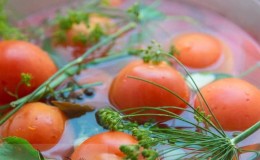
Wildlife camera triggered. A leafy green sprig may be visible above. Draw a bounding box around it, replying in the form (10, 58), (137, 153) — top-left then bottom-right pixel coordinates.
(0, 22), (136, 124)
(95, 43), (260, 160)
(96, 106), (259, 159)
(4, 73), (33, 100)
(53, 10), (107, 45)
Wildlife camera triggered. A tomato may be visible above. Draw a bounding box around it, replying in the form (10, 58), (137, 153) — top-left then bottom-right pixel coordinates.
(106, 0), (123, 6)
(54, 14), (115, 60)
(194, 78), (260, 131)
(172, 32), (222, 68)
(71, 131), (142, 160)
(0, 102), (67, 151)
(62, 14), (114, 47)
(66, 14), (112, 45)
(0, 40), (57, 105)
(109, 60), (190, 123)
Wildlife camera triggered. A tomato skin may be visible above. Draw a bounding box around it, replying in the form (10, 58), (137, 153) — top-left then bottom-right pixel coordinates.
(194, 78), (260, 131)
(54, 14), (115, 60)
(63, 15), (113, 47)
(0, 102), (67, 151)
(173, 32), (222, 68)
(107, 0), (122, 6)
(0, 40), (57, 105)
(109, 60), (190, 122)
(71, 131), (142, 160)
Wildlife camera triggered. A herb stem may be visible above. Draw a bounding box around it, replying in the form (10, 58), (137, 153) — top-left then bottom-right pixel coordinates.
(237, 61), (260, 78)
(231, 121), (260, 145)
(0, 22), (136, 125)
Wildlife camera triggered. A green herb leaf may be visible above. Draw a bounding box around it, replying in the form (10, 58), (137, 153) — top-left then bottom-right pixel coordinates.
(127, 2), (165, 24)
(0, 136), (42, 160)
(21, 73), (33, 87)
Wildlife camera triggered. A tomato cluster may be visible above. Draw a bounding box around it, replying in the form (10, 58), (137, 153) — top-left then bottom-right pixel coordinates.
(0, 0), (260, 159)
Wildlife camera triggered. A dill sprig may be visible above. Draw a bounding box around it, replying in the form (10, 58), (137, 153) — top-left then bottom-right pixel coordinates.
(96, 106), (259, 160)
(52, 10), (107, 46)
(0, 22), (136, 124)
(95, 42), (260, 160)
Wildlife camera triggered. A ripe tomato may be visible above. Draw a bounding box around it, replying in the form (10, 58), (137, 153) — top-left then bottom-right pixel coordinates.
(0, 40), (57, 105)
(71, 131), (142, 160)
(106, 0), (122, 6)
(0, 102), (67, 151)
(194, 78), (260, 131)
(62, 14), (114, 47)
(54, 14), (115, 60)
(109, 60), (190, 123)
(172, 32), (222, 68)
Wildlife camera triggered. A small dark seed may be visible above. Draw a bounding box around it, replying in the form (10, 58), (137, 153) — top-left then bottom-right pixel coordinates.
(84, 88), (95, 97)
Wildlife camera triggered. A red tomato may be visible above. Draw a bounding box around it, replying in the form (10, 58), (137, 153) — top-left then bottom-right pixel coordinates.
(109, 60), (190, 123)
(71, 131), (142, 160)
(194, 78), (260, 131)
(0, 102), (67, 151)
(172, 32), (222, 68)
(0, 40), (57, 105)
(107, 0), (123, 6)
(54, 14), (115, 60)
(63, 14), (114, 48)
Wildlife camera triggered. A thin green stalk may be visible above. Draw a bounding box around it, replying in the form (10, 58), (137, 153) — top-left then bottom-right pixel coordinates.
(231, 121), (260, 145)
(0, 22), (136, 125)
(127, 75), (224, 136)
(0, 68), (76, 124)
(9, 66), (79, 107)
(52, 81), (102, 95)
(167, 54), (226, 137)
(86, 51), (129, 67)
(0, 104), (9, 110)
(237, 61), (260, 78)
(123, 112), (219, 137)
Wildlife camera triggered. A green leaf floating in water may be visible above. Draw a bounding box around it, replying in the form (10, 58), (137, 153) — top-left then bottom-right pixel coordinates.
(185, 72), (233, 91)
(0, 136), (43, 160)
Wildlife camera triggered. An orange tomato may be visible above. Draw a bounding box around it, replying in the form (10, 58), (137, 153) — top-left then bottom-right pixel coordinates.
(0, 40), (57, 105)
(0, 102), (67, 151)
(194, 78), (260, 131)
(54, 14), (115, 60)
(109, 60), (190, 123)
(172, 32), (222, 68)
(64, 14), (114, 47)
(67, 14), (112, 46)
(71, 131), (142, 160)
(107, 0), (123, 7)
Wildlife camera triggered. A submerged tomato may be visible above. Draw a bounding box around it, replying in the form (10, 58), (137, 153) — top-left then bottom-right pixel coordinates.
(66, 14), (113, 46)
(71, 131), (142, 160)
(108, 0), (123, 7)
(54, 14), (115, 58)
(0, 102), (67, 151)
(0, 40), (57, 105)
(172, 32), (222, 68)
(194, 78), (260, 131)
(109, 60), (190, 123)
